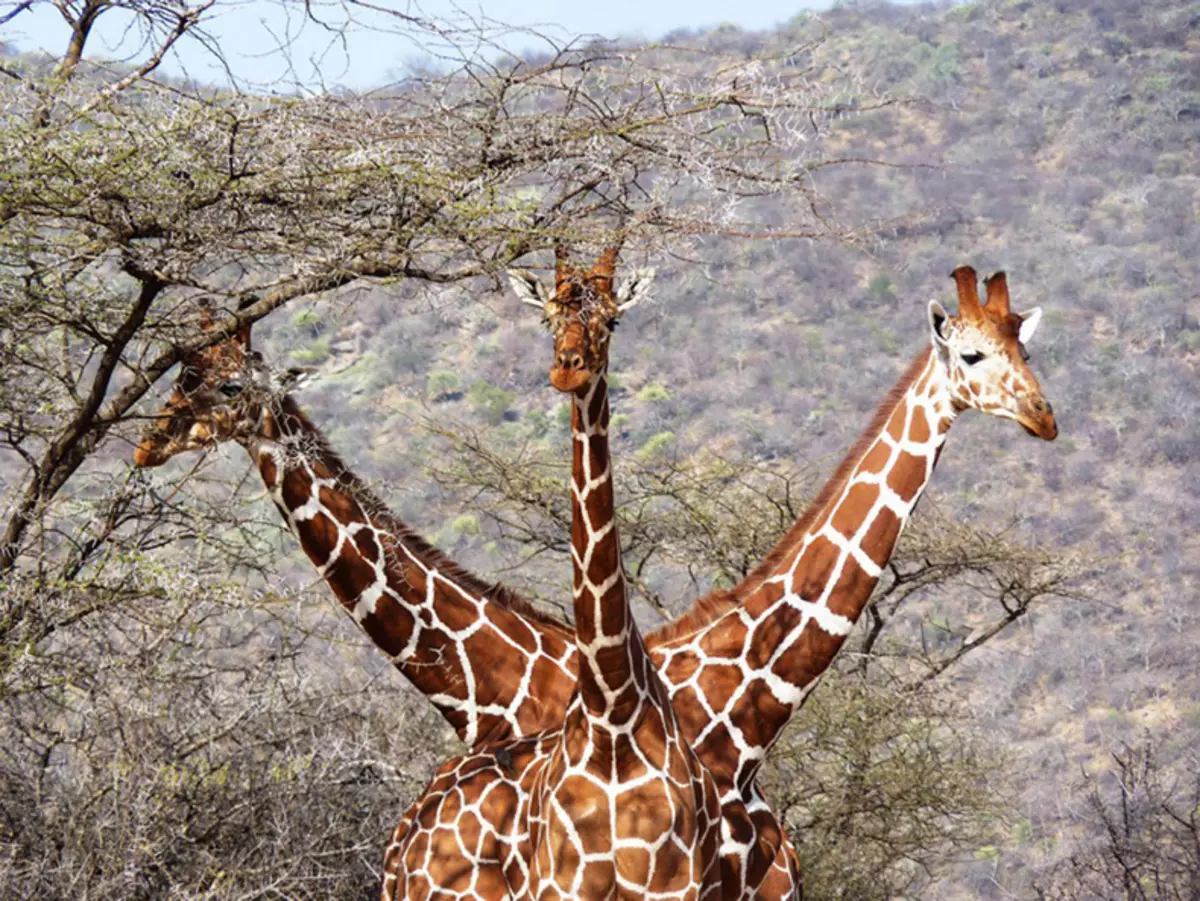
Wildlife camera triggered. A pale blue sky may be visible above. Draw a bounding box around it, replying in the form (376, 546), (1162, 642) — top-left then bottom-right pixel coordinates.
(2, 0), (923, 91)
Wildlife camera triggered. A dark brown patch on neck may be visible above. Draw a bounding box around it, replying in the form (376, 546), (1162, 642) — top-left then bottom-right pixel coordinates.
(649, 346), (935, 646)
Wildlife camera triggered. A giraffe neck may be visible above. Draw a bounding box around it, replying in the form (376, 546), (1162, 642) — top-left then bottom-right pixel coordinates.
(655, 346), (958, 791)
(245, 395), (576, 747)
(569, 373), (649, 726)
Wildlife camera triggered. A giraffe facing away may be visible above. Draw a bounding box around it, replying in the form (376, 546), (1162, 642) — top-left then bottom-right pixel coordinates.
(131, 302), (580, 750)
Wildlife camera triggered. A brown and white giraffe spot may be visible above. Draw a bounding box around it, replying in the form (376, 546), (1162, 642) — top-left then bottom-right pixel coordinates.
(886, 451), (929, 504)
(909, 405), (932, 443)
(825, 559), (877, 621)
(693, 722), (737, 779)
(616, 844), (654, 888)
(401, 870), (431, 896)
(829, 482), (878, 538)
(364, 596), (415, 657)
(317, 484), (357, 522)
(640, 713), (670, 769)
(485, 607), (540, 653)
(429, 825), (470, 874)
(770, 627), (844, 696)
(279, 467), (314, 510)
(577, 859), (617, 898)
(696, 662), (741, 713)
(729, 681), (791, 750)
(322, 538), (379, 608)
(744, 612), (799, 677)
(478, 778), (520, 834)
(723, 806), (755, 845)
(857, 439), (892, 477)
(585, 546), (623, 595)
(352, 526), (382, 564)
(295, 510), (340, 562)
(792, 535), (840, 604)
(562, 720), (590, 765)
(614, 783), (675, 842)
(431, 584), (481, 633)
(662, 651), (701, 684)
(861, 505), (903, 570)
(586, 434), (610, 466)
(557, 778), (613, 853)
(519, 657), (576, 732)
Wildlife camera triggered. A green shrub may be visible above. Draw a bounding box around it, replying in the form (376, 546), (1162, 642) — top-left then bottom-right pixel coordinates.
(426, 369), (461, 401)
(468, 381), (515, 424)
(637, 383), (671, 403)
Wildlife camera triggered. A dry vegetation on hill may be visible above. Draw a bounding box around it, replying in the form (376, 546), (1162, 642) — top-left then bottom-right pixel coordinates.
(1, 0), (1197, 898)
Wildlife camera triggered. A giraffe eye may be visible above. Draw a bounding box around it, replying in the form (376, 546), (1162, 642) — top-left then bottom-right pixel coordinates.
(960, 351), (985, 366)
(219, 381), (244, 398)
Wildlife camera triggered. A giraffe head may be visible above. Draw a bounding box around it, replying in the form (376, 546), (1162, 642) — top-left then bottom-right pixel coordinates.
(133, 303), (271, 467)
(927, 266), (1057, 440)
(508, 245), (654, 393)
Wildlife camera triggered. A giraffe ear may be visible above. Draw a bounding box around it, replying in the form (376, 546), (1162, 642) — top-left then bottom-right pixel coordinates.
(1017, 307), (1043, 344)
(616, 268), (656, 313)
(507, 270), (550, 310)
(928, 300), (951, 346)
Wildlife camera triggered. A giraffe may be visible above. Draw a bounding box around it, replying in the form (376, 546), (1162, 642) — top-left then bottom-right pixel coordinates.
(383, 246), (726, 900)
(643, 266), (1058, 821)
(519, 246), (723, 900)
(381, 247), (796, 901)
(131, 301), (581, 750)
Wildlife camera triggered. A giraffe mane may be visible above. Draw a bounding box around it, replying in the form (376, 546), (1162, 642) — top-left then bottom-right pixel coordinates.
(277, 397), (576, 637)
(648, 345), (935, 646)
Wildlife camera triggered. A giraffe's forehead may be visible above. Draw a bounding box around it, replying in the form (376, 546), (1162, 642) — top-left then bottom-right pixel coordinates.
(551, 276), (618, 328)
(945, 315), (1025, 362)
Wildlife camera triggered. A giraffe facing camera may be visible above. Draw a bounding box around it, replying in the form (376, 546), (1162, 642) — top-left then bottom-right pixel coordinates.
(508, 243), (654, 393)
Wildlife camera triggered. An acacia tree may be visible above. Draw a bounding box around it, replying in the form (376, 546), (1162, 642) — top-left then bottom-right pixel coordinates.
(0, 2), (918, 897)
(1036, 740), (1200, 901)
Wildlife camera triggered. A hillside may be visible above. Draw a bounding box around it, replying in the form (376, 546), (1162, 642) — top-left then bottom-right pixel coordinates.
(235, 0), (1200, 894)
(2, 0), (1197, 897)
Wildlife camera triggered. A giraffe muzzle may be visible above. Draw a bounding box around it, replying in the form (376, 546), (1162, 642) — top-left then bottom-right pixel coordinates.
(549, 352), (591, 393)
(1018, 397), (1057, 441)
